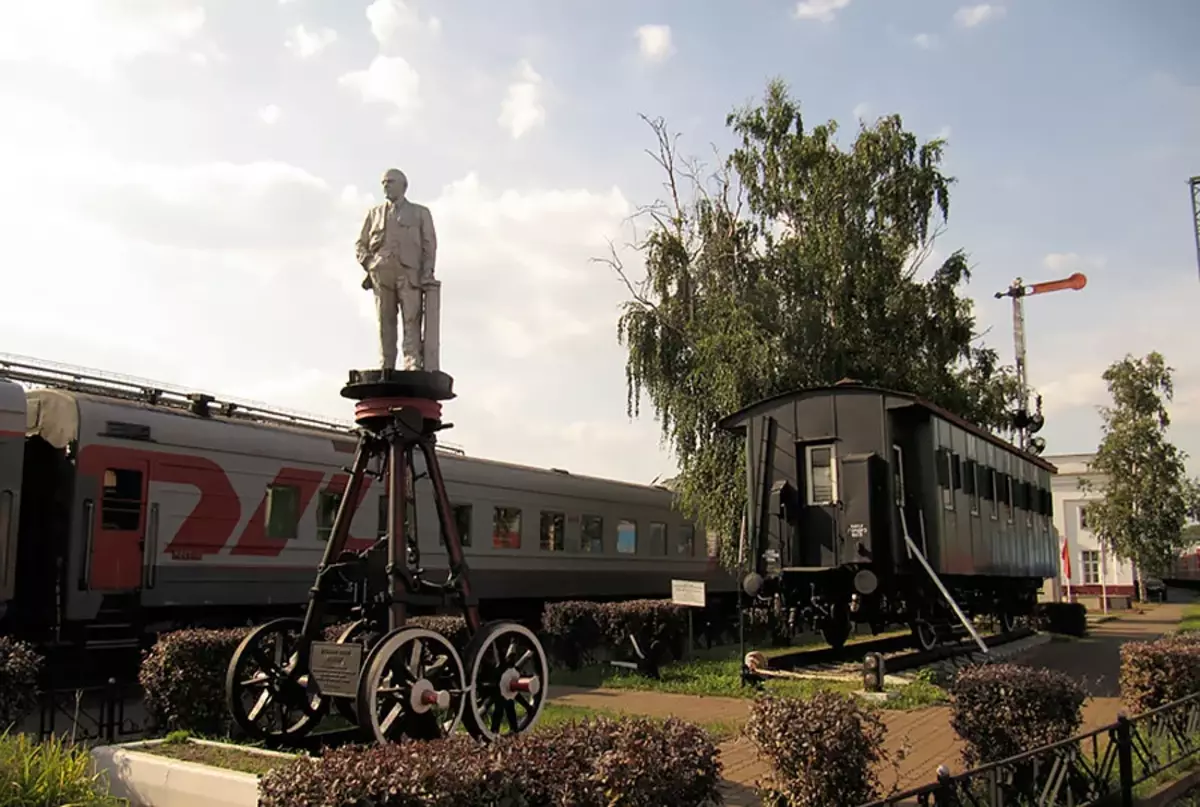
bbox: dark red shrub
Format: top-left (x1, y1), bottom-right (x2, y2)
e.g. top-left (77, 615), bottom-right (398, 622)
top-left (596, 599), bottom-right (689, 663)
top-left (542, 600), bottom-right (604, 669)
top-left (139, 626), bottom-right (250, 735)
top-left (1120, 634), bottom-right (1200, 713)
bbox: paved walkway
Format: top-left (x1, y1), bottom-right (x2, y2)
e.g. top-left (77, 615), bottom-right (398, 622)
top-left (547, 603), bottom-right (1187, 806)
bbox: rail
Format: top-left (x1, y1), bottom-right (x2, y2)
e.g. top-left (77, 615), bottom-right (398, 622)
top-left (858, 689), bottom-right (1200, 806)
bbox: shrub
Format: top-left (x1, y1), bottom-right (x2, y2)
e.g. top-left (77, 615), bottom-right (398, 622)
top-left (745, 691), bottom-right (888, 807)
top-left (0, 730), bottom-right (125, 806)
top-left (950, 663), bottom-right (1086, 767)
top-left (1033, 602), bottom-right (1088, 637)
top-left (542, 600), bottom-right (604, 669)
top-left (596, 599), bottom-right (689, 663)
top-left (1120, 634), bottom-right (1200, 713)
top-left (0, 636), bottom-right (43, 730)
top-left (259, 714), bottom-right (722, 807)
top-left (139, 626), bottom-right (250, 735)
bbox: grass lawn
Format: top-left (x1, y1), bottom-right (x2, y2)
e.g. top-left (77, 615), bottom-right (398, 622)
top-left (1179, 603), bottom-right (1200, 633)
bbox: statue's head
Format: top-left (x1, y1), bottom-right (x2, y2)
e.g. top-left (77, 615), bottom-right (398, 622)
top-left (381, 168), bottom-right (408, 202)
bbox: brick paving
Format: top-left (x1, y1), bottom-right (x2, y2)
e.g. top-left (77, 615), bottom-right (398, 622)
top-left (546, 602), bottom-right (1188, 806)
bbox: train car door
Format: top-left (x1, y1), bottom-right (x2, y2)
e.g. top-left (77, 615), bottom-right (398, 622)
top-left (798, 442), bottom-right (840, 566)
top-left (87, 462), bottom-right (149, 591)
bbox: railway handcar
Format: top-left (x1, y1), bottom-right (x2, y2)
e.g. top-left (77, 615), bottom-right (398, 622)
top-left (0, 368), bottom-right (736, 652)
top-left (719, 380), bottom-right (1058, 650)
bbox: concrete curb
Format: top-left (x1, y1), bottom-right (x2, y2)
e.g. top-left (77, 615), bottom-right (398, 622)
top-left (91, 739), bottom-right (297, 807)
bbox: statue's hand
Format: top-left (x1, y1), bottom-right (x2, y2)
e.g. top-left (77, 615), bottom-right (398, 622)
top-left (361, 275), bottom-right (373, 290)
top-left (419, 275), bottom-right (438, 289)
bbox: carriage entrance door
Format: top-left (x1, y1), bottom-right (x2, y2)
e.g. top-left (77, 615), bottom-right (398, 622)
top-left (88, 463), bottom-right (149, 591)
top-left (798, 442), bottom-right (840, 566)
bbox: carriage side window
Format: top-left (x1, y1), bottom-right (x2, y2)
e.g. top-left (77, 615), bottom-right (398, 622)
top-left (101, 468), bottom-right (143, 531)
top-left (891, 445), bottom-right (905, 507)
top-left (1023, 482), bottom-right (1034, 527)
top-left (264, 483), bottom-right (301, 540)
top-left (650, 521), bottom-right (668, 555)
top-left (1004, 476), bottom-right (1015, 524)
top-left (437, 503), bottom-right (474, 547)
top-left (988, 469), bottom-right (999, 521)
top-left (580, 514), bottom-right (604, 552)
top-left (935, 449), bottom-right (955, 511)
top-left (964, 459), bottom-right (979, 516)
top-left (493, 506), bottom-right (522, 549)
top-left (316, 490), bottom-right (341, 542)
top-left (677, 523), bottom-right (695, 556)
top-left (540, 510), bottom-right (565, 552)
top-left (805, 444), bottom-right (837, 505)
top-left (617, 519), bottom-right (637, 554)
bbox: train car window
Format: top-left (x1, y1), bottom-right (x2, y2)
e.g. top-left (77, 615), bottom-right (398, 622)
top-left (101, 468), bottom-right (143, 531)
top-left (1023, 482), bottom-right (1034, 527)
top-left (616, 519), bottom-right (637, 554)
top-left (540, 511), bottom-right (565, 552)
top-left (493, 506), bottom-right (522, 550)
top-left (891, 445), bottom-right (905, 506)
top-left (453, 504), bottom-right (472, 547)
top-left (964, 459), bottom-right (979, 516)
top-left (805, 444), bottom-right (837, 505)
top-left (677, 524), bottom-right (695, 556)
top-left (650, 521), bottom-right (667, 555)
top-left (316, 491), bottom-right (341, 541)
top-left (988, 469), bottom-right (999, 521)
top-left (264, 484), bottom-right (301, 540)
top-left (935, 450), bottom-right (954, 511)
top-left (1004, 476), bottom-right (1015, 524)
top-left (580, 514), bottom-right (604, 553)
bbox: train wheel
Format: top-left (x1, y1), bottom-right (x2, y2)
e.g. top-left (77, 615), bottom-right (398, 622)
top-left (461, 621), bottom-right (549, 742)
top-left (358, 627), bottom-right (466, 744)
top-left (912, 619), bottom-right (939, 652)
top-left (330, 619), bottom-right (378, 725)
top-left (225, 618), bottom-right (326, 744)
top-left (998, 609), bottom-right (1017, 634)
top-left (820, 605), bottom-right (852, 649)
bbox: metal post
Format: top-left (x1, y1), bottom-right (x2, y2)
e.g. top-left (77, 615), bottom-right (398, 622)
top-left (1011, 281), bottom-right (1030, 451)
top-left (1117, 714), bottom-right (1134, 807)
top-left (1189, 176), bottom-right (1200, 282)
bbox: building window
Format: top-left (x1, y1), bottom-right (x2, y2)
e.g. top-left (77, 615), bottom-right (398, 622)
top-left (264, 484), bottom-right (301, 540)
top-left (617, 519), bottom-right (637, 554)
top-left (316, 490), bottom-right (341, 542)
top-left (101, 468), bottom-right (143, 531)
top-left (677, 523), bottom-right (695, 556)
top-left (891, 445), bottom-right (905, 507)
top-left (580, 514), bottom-right (603, 553)
top-left (1081, 549), bottom-right (1100, 585)
top-left (806, 444), bottom-right (837, 505)
top-left (493, 506), bottom-right (522, 549)
top-left (1079, 506), bottom-right (1089, 531)
top-left (540, 510), bottom-right (565, 552)
top-left (650, 521), bottom-right (667, 555)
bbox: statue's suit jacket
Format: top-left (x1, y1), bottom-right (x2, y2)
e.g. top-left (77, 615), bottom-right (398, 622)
top-left (356, 199), bottom-right (438, 280)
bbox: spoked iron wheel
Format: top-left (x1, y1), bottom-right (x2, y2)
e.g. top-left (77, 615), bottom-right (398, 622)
top-left (462, 621), bottom-right (549, 741)
top-left (225, 617), bottom-right (327, 743)
top-left (358, 627), bottom-right (466, 743)
top-left (820, 603), bottom-right (852, 650)
top-left (998, 609), bottom-right (1017, 634)
top-left (330, 619), bottom-right (381, 724)
top-left (912, 619), bottom-right (939, 652)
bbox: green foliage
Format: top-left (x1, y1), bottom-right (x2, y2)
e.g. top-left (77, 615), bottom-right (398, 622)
top-left (0, 730), bottom-right (126, 807)
top-left (745, 691), bottom-right (890, 807)
top-left (1080, 352), bottom-right (1200, 585)
top-left (258, 716), bottom-right (722, 807)
top-left (1119, 633), bottom-right (1200, 714)
top-left (950, 663), bottom-right (1087, 767)
top-left (605, 80), bottom-right (1021, 564)
top-left (1033, 602), bottom-right (1089, 637)
top-left (541, 599), bottom-right (689, 670)
top-left (0, 636), bottom-right (44, 730)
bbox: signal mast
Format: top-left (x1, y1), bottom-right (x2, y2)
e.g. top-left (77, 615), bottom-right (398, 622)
top-left (994, 272), bottom-right (1088, 453)
top-left (1190, 176), bottom-right (1199, 280)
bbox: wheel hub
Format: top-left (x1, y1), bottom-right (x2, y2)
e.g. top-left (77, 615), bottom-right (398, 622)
top-left (498, 667), bottom-right (540, 700)
top-left (409, 678), bottom-right (451, 713)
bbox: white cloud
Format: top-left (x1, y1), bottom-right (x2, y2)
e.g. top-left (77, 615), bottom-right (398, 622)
top-left (338, 55), bottom-right (422, 126)
top-left (366, 0), bottom-right (441, 49)
top-left (0, 1), bottom-right (207, 77)
top-left (793, 0), bottom-right (852, 23)
top-left (954, 4), bottom-right (1006, 28)
top-left (499, 59), bottom-right (546, 139)
top-left (635, 25), bottom-right (675, 63)
top-left (284, 24), bottom-right (337, 59)
top-left (913, 32), bottom-right (939, 50)
top-left (1041, 252), bottom-right (1106, 274)
top-left (258, 104), bottom-right (283, 125)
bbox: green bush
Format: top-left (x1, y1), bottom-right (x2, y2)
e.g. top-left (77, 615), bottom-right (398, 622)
top-left (258, 715), bottom-right (722, 807)
top-left (0, 636), bottom-right (43, 730)
top-left (950, 663), bottom-right (1086, 767)
top-left (0, 730), bottom-right (124, 806)
top-left (542, 600), bottom-right (604, 669)
top-left (1033, 602), bottom-right (1088, 637)
top-left (1120, 634), bottom-right (1200, 714)
top-left (597, 599), bottom-right (689, 663)
top-left (139, 626), bottom-right (249, 736)
top-left (745, 691), bottom-right (888, 807)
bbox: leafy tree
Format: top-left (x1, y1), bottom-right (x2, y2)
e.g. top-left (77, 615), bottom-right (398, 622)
top-left (600, 79), bottom-right (1021, 567)
top-left (1079, 352), bottom-right (1200, 599)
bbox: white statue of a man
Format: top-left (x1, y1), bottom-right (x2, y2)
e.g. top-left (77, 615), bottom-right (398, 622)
top-left (355, 168), bottom-right (440, 372)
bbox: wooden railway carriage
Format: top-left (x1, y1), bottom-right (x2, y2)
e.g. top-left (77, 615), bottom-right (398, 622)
top-left (719, 380), bottom-right (1058, 650)
top-left (0, 372), bottom-right (735, 653)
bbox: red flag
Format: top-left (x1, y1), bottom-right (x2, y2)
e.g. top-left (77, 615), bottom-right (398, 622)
top-left (1061, 534), bottom-right (1072, 579)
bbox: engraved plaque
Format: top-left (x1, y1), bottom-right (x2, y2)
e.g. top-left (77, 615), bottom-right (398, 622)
top-left (309, 641), bottom-right (363, 699)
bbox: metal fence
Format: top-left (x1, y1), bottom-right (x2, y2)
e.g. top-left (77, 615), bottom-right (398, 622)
top-left (859, 691), bottom-right (1200, 807)
top-left (35, 678), bottom-right (152, 746)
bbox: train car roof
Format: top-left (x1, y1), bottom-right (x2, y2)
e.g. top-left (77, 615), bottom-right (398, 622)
top-left (717, 381), bottom-right (1057, 473)
top-left (22, 385), bottom-right (679, 497)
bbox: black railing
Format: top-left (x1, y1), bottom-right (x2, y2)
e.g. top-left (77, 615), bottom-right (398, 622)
top-left (36, 678), bottom-right (152, 745)
top-left (859, 691), bottom-right (1200, 807)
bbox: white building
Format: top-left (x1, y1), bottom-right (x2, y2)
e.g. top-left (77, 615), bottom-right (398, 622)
top-left (1046, 452), bottom-right (1137, 605)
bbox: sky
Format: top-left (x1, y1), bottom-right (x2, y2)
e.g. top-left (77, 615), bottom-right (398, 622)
top-left (0, 0), bottom-right (1197, 485)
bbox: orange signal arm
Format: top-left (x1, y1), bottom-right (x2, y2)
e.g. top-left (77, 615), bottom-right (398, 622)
top-left (1028, 272), bottom-right (1087, 296)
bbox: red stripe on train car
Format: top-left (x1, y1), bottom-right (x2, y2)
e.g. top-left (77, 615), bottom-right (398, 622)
top-left (78, 444), bottom-right (242, 561)
top-left (322, 472), bottom-right (376, 552)
top-left (229, 467), bottom-right (325, 557)
top-left (0, 429), bottom-right (24, 438)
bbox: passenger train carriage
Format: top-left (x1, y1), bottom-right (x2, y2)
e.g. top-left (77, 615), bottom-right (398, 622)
top-left (720, 380), bottom-right (1059, 650)
top-left (0, 366), bottom-right (736, 652)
